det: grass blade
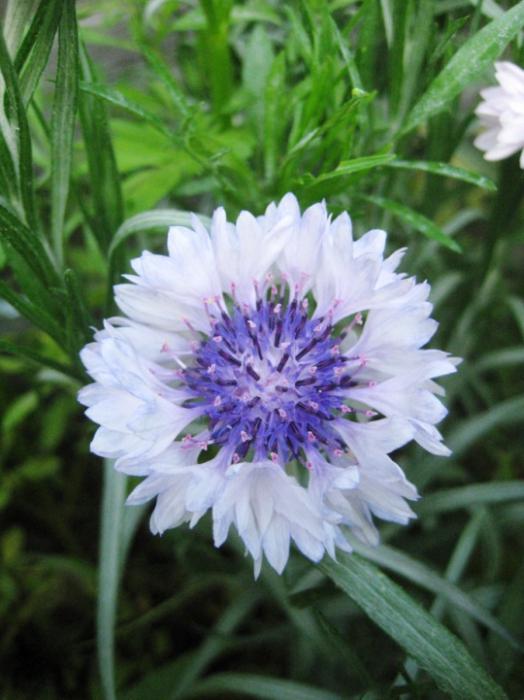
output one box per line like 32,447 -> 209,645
50,0 -> 78,266
403,1 -> 524,134
320,554 -> 508,699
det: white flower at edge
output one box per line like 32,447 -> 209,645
475,61 -> 524,167
78,194 -> 459,576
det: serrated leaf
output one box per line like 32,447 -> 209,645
403,1 -> 524,133
320,554 -> 508,700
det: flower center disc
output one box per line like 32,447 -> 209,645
183,299 -> 357,466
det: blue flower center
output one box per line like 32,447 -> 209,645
183,298 -> 362,467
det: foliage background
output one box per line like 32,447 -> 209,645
1,0 -> 524,698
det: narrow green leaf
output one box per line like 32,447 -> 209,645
449,396 -> 524,456
387,159 -> 497,191
0,131 -> 18,201
302,153 -> 396,187
263,52 -> 286,183
354,543 -> 522,649
64,269 -> 94,345
474,347 -> 524,373
50,0 -> 78,266
109,209 -> 211,259
139,44 -> 191,119
417,482 -> 524,516
79,81 -> 173,139
185,673 -> 343,700
320,554 -> 508,700
403,1 -> 524,133
97,461 -> 127,700
0,338 -> 80,379
0,204 -> 59,288
78,44 -> 124,251
0,27 -> 38,230
507,296 -> 524,341
0,278 -> 64,342
3,0 -> 41,55
15,0 -> 63,105
124,592 -> 260,700
362,194 -> 462,252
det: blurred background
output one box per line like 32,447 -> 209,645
1,1 -> 523,698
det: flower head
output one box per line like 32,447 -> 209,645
79,194 -> 458,576
474,61 -> 524,167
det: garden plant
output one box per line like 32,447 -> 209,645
1,1 -> 524,698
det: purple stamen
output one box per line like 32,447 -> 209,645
181,298 -> 369,470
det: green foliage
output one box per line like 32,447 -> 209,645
1,0 -> 523,698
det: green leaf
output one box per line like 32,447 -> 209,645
15,0 -> 63,106
0,204 -> 59,288
80,81 -> 173,140
3,0 -> 41,55
139,44 -> 192,120
387,159 -> 497,191
0,26 -> 38,230
0,339 -> 79,379
354,543 -> 522,650
97,461 -> 127,700
185,673 -> 343,700
0,278 -> 64,342
362,194 -> 462,252
78,44 -> 124,252
417,482 -> 524,516
320,554 -> 508,700
449,396 -> 524,456
50,0 -> 79,266
124,592 -> 260,700
507,296 -> 524,341
109,209 -> 210,259
403,1 -> 524,133
263,52 -> 286,183
64,268 -> 94,346
302,153 -> 396,187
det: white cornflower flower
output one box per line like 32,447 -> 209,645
79,194 -> 458,576
474,61 -> 524,167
